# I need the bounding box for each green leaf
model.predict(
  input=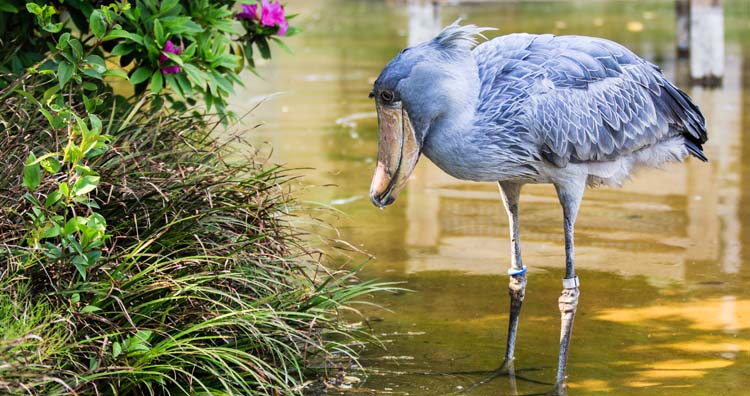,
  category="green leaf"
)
[183,42,197,59]
[204,91,214,112]
[130,66,152,84]
[0,3,18,12]
[211,71,233,95]
[23,153,41,192]
[59,183,70,198]
[70,293,80,304]
[25,3,42,15]
[150,70,163,94]
[135,330,152,343]
[244,40,255,68]
[174,72,193,97]
[153,19,164,44]
[84,143,109,159]
[103,69,129,80]
[80,304,101,314]
[83,250,102,265]
[64,216,85,236]
[83,94,95,112]
[160,0,179,13]
[69,39,83,60]
[56,32,70,50]
[162,51,183,66]
[89,10,107,39]
[256,36,271,59]
[41,223,61,239]
[110,42,134,56]
[164,74,183,99]
[85,55,106,69]
[113,341,122,358]
[45,190,63,208]
[44,22,63,33]
[103,30,144,45]
[57,61,74,88]
[72,258,87,280]
[89,114,102,132]
[73,175,100,196]
[81,68,103,81]
[182,63,204,87]
[38,107,63,129]
[271,37,293,54]
[285,26,302,37]
[87,213,107,233]
[40,156,61,174]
